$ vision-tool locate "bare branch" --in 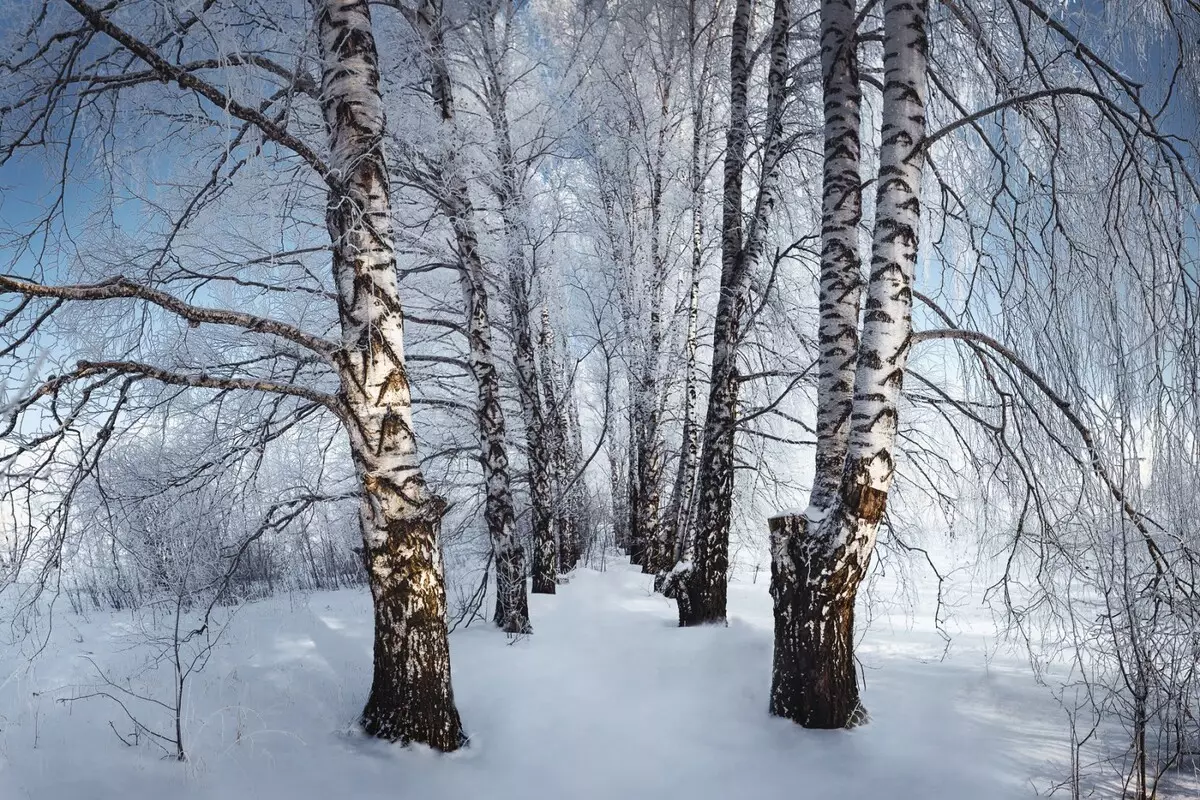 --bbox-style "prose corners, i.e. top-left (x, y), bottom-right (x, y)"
top-left (0, 274), bottom-right (338, 359)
